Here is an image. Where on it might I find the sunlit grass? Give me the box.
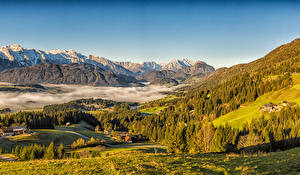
[0,147,299,174]
[139,107,168,114]
[213,82,300,129]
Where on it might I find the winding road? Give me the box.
[61,130,91,140]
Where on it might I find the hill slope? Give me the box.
[195,38,300,89]
[0,147,299,174]
[212,74,300,129]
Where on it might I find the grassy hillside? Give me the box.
[0,121,111,152]
[0,147,299,174]
[212,74,300,129]
[0,130,80,151]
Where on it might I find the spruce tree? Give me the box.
[44,142,56,160]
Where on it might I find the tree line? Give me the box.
[0,110,100,129]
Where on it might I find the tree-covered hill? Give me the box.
[126,38,300,153]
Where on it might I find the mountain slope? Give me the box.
[115,61,162,76]
[0,63,141,87]
[87,56,135,76]
[137,70,176,82]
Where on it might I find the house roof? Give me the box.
[12,126,27,130]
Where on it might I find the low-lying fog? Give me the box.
[0,84,181,111]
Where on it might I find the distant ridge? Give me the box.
[0,44,215,86]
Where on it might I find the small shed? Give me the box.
[66,122,71,127]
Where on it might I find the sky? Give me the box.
[0,0,300,68]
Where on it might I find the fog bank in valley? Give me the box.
[0,84,179,111]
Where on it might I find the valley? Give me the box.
[1,0,300,174]
[0,39,300,175]
[0,83,181,111]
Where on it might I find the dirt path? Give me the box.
[0,156,15,162]
[61,130,91,140]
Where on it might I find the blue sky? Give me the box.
[0,0,299,68]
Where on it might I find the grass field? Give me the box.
[55,121,114,143]
[0,146,299,174]
[0,121,113,152]
[0,129,81,152]
[212,74,300,129]
[139,107,168,114]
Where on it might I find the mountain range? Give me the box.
[0,44,215,86]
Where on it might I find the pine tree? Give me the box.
[44,142,56,160]
[57,144,65,159]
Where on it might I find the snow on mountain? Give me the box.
[162,59,195,71]
[0,44,135,76]
[87,55,135,76]
[0,44,213,81]
[115,61,162,75]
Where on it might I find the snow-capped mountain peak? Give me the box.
[162,58,195,71]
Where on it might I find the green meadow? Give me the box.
[0,146,299,174]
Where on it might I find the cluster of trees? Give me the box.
[71,137,104,149]
[132,106,300,154]
[43,98,120,113]
[0,110,100,129]
[12,142,65,161]
[50,110,100,127]
[0,112,54,129]
[95,104,144,131]
[187,72,292,119]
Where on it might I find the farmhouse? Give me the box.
[0,126,29,136]
[259,101,291,113]
[0,127,14,136]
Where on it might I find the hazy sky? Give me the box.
[0,0,299,68]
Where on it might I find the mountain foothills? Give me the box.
[1,39,300,174]
[0,44,214,86]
